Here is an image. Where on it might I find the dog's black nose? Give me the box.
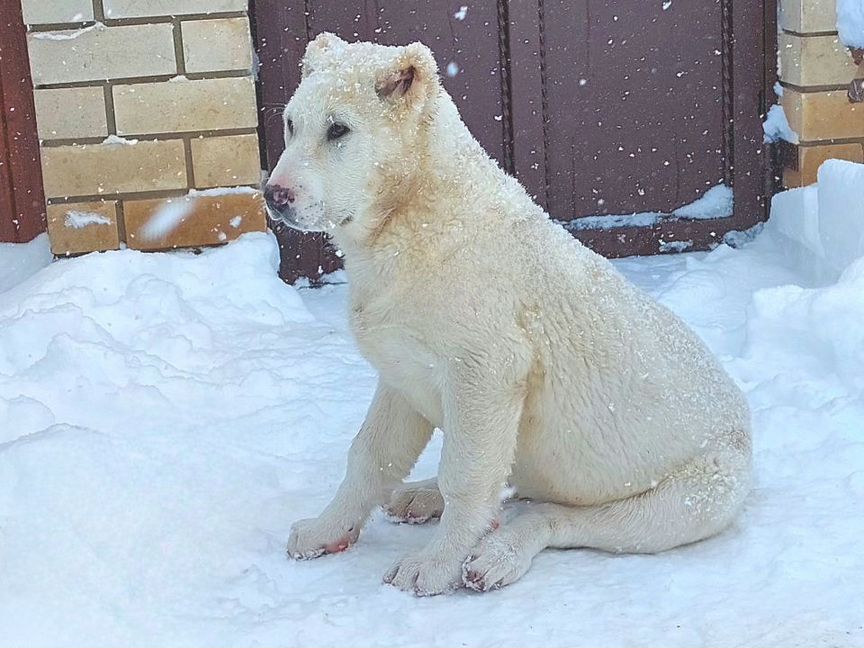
[264,183,296,217]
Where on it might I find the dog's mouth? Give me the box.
[265,204,315,233]
[265,201,353,234]
[266,211,307,233]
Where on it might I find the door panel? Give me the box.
[515,0,727,219]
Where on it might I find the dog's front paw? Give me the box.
[286,517,359,560]
[383,548,464,596]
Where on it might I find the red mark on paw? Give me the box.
[490,518,500,530]
[324,536,352,554]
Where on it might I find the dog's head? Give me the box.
[264,33,440,234]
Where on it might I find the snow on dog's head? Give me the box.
[264,33,439,235]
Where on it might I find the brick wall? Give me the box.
[22,0,266,255]
[780,0,864,186]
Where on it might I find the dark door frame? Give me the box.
[0,0,46,244]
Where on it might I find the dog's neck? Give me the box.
[331,91,503,293]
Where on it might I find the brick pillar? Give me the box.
[779,0,864,187]
[22,0,265,255]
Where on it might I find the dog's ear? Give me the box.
[301,32,346,79]
[375,42,439,107]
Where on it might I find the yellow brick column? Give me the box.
[22,0,266,255]
[780,0,864,187]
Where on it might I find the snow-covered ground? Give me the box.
[1,183,863,645]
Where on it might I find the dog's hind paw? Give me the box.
[384,479,444,525]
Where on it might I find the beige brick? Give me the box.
[103,0,247,19]
[22,0,94,24]
[34,87,108,140]
[780,0,837,33]
[27,23,176,86]
[182,17,253,73]
[190,134,261,188]
[783,166,805,188]
[783,142,864,186]
[113,77,258,135]
[41,140,187,198]
[124,190,266,250]
[47,200,120,254]
[780,33,859,86]
[783,89,864,141]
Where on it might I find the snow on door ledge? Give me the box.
[561,184,734,232]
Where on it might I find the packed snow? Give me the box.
[672,184,733,219]
[29,22,104,41]
[64,211,113,229]
[564,183,733,232]
[763,104,799,144]
[102,134,139,146]
[1,168,863,645]
[837,0,864,48]
[0,234,51,294]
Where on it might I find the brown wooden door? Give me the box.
[253,0,774,282]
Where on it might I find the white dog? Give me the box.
[265,34,752,596]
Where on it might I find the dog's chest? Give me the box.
[351,302,444,426]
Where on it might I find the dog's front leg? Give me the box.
[287,382,433,559]
[384,366,523,595]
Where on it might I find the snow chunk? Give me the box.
[229,216,243,229]
[565,212,662,231]
[30,22,104,40]
[674,184,734,219]
[770,185,823,258]
[445,61,460,77]
[837,0,864,48]
[65,211,112,229]
[188,186,258,198]
[454,6,468,20]
[0,234,51,294]
[767,159,864,281]
[659,239,692,252]
[763,103,799,144]
[564,184,732,231]
[818,159,864,275]
[102,134,139,146]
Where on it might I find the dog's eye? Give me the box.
[285,118,294,136]
[327,122,350,141]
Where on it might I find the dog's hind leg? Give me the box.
[462,446,751,592]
